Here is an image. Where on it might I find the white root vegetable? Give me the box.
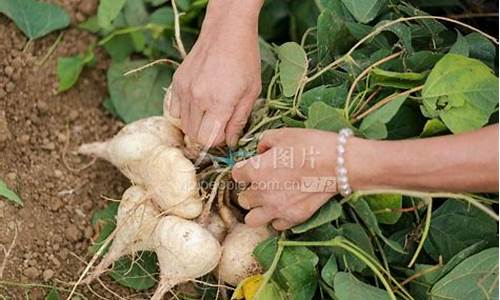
[78,117,202,219]
[139,145,202,218]
[206,212,227,242]
[85,189,221,299]
[86,186,160,282]
[152,216,222,300]
[217,223,274,286]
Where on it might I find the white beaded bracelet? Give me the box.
[336,128,354,197]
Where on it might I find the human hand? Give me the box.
[169,1,263,148]
[231,128,342,230]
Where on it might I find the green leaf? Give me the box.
[292,201,342,234]
[44,288,59,300]
[97,0,127,29]
[317,2,353,63]
[149,7,174,26]
[449,31,469,56]
[57,49,95,92]
[276,42,308,97]
[465,32,496,68]
[360,95,407,139]
[78,16,100,33]
[110,251,159,290]
[123,0,148,26]
[430,248,498,300]
[364,194,402,224]
[422,54,499,133]
[334,272,391,300]
[107,60,173,123]
[424,200,498,261]
[102,34,136,62]
[0,179,22,207]
[337,223,376,272]
[281,115,305,128]
[0,0,70,40]
[300,84,348,114]
[321,255,338,288]
[277,247,319,300]
[340,0,385,23]
[434,241,490,283]
[350,198,405,253]
[254,237,319,300]
[420,118,448,137]
[305,102,353,132]
[89,202,119,253]
[370,68,426,89]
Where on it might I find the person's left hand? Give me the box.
[231,128,340,230]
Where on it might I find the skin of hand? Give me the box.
[232,125,499,231]
[169,0,264,148]
[232,128,340,230]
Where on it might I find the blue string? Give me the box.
[208,149,256,167]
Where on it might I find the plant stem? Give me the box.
[37,32,64,66]
[352,85,424,122]
[349,189,498,221]
[408,197,432,268]
[344,51,403,118]
[172,0,187,58]
[253,236,285,299]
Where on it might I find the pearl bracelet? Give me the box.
[336,128,354,197]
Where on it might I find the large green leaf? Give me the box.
[430,248,499,300]
[254,237,319,300]
[364,194,402,224]
[300,84,348,114]
[110,251,159,290]
[340,0,385,23]
[321,255,338,288]
[465,33,496,68]
[292,201,342,234]
[0,179,22,207]
[360,94,408,139]
[57,49,95,92]
[424,200,498,261]
[317,1,353,63]
[336,223,376,272]
[276,42,308,97]
[305,102,353,132]
[422,54,499,133]
[107,60,173,123]
[350,198,405,253]
[0,0,70,40]
[97,0,127,29]
[334,272,391,300]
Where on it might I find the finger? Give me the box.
[180,92,191,134]
[237,189,262,209]
[272,219,294,231]
[197,111,228,147]
[257,128,287,153]
[169,87,181,119]
[187,104,205,140]
[225,96,255,148]
[245,207,274,227]
[231,155,262,183]
[284,194,332,225]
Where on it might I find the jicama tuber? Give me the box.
[78,117,202,219]
[218,223,274,286]
[86,186,160,282]
[152,216,222,300]
[86,188,221,299]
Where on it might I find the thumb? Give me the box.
[225,97,255,148]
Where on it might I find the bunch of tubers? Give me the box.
[78,94,274,299]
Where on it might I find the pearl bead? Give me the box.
[337,156,345,166]
[337,167,347,176]
[338,135,347,144]
[336,145,345,155]
[338,176,348,184]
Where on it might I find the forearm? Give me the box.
[349,124,499,193]
[203,0,264,33]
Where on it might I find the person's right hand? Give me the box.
[169,1,264,148]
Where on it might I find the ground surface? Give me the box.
[0,0,143,298]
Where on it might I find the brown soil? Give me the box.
[0,1,150,299]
